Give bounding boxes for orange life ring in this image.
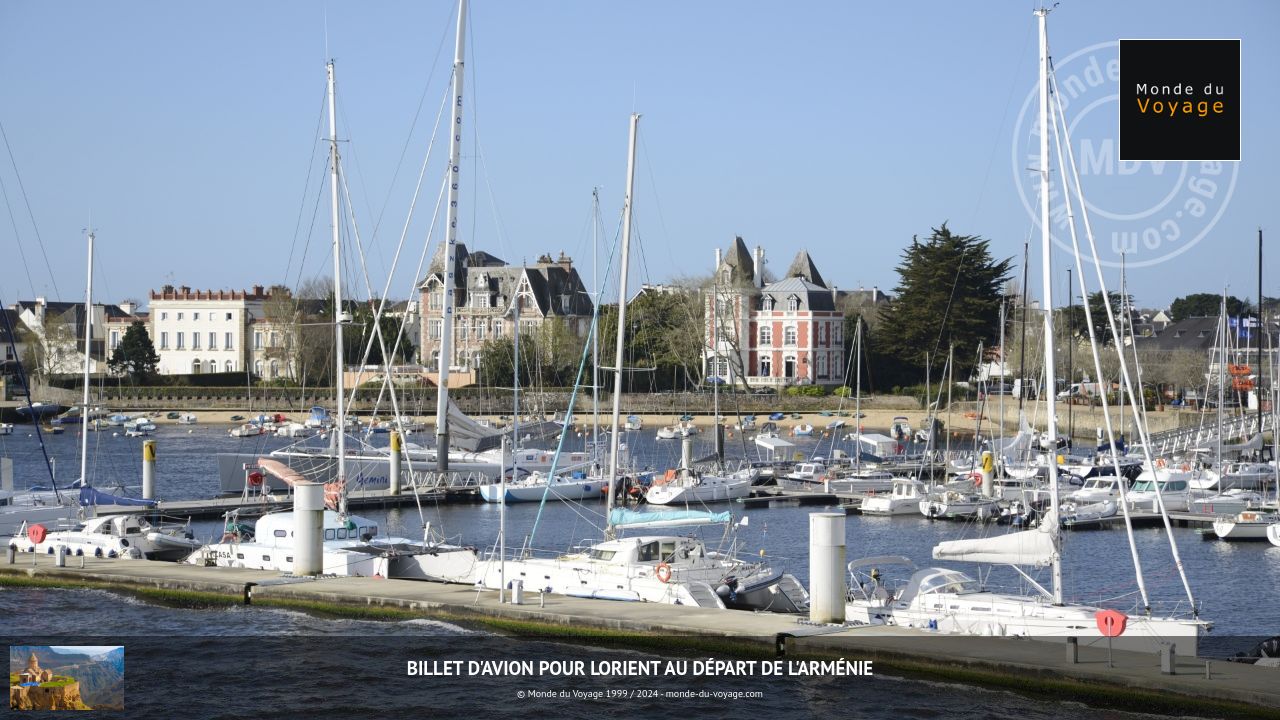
[1154,458,1167,469]
[1180,463,1190,472]
[248,471,264,487]
[971,472,983,487]
[655,563,672,583]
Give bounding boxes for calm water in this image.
[3,422,1278,654]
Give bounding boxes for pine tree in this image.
[873,224,1013,387]
[108,321,160,383]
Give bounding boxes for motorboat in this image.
[919,483,1000,520]
[184,508,478,582]
[1059,499,1117,528]
[229,423,264,438]
[624,415,643,431]
[1126,473,1193,512]
[11,515,200,561]
[275,422,314,438]
[1068,476,1126,505]
[645,467,755,505]
[860,479,927,516]
[890,416,912,445]
[735,416,757,431]
[1219,461,1273,491]
[791,424,814,437]
[176,413,198,425]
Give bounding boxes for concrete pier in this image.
[1,554,1276,716]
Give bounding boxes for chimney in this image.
[119,301,136,315]
[180,285,191,295]
[831,284,838,306]
[753,246,765,289]
[872,286,879,304]
[253,285,265,297]
[714,247,722,270]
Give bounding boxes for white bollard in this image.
[980,450,994,498]
[681,435,693,471]
[292,482,326,576]
[142,440,156,500]
[511,579,524,605]
[55,545,66,567]
[808,512,846,624]
[389,431,402,496]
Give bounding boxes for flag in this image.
[738,516,750,527]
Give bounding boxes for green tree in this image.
[1169,293,1246,321]
[873,224,1013,388]
[107,321,160,382]
[1059,291,1130,345]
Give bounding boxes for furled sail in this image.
[932,517,1056,567]
[608,508,731,530]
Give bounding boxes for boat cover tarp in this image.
[78,486,156,507]
[932,522,1054,567]
[995,412,1035,457]
[609,508,731,530]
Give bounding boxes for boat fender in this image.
[655,563,673,583]
[94,547,103,558]
[46,546,54,554]
[74,548,83,556]
[1155,458,1167,469]
[120,538,129,548]
[107,550,118,558]
[1180,463,1190,472]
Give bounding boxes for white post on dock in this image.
[808,512,846,624]
[142,440,156,500]
[980,450,994,498]
[680,435,693,472]
[292,482,326,576]
[389,431,402,496]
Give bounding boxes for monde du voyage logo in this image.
[1012,39,1239,268]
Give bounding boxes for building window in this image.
[192,358,201,374]
[270,360,279,378]
[225,332,233,350]
[207,360,216,374]
[459,323,469,341]
[784,356,796,379]
[428,291,443,311]
[224,360,233,372]
[110,331,120,350]
[428,320,441,340]
[160,332,168,350]
[192,333,201,350]
[472,352,482,370]
[176,332,184,350]
[225,312,232,321]
[493,321,503,338]
[759,326,772,346]
[761,296,774,312]
[160,312,167,321]
[834,323,842,345]
[209,332,217,350]
[254,332,262,349]
[270,332,278,348]
[784,326,797,346]
[832,354,841,379]
[178,312,184,321]
[475,319,485,340]
[786,297,799,312]
[254,360,263,376]
[193,312,200,321]
[760,356,772,377]
[817,353,827,378]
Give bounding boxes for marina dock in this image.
[2,553,1276,717]
[95,487,453,521]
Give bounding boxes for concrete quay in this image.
[2,553,1276,717]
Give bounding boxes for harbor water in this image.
[3,422,1278,662]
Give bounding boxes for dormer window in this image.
[786,296,800,312]
[762,296,774,311]
[561,293,571,313]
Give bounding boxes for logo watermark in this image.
[1011,41,1237,269]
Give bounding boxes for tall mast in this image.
[854,318,862,471]
[1035,6,1063,605]
[592,189,601,454]
[326,61,347,517]
[605,113,640,539]
[78,230,94,487]
[1066,268,1073,444]
[1258,228,1264,438]
[436,0,467,472]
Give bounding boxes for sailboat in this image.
[473,115,806,612]
[186,55,477,582]
[846,8,1207,653]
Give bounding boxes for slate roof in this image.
[716,236,756,286]
[784,250,827,289]
[760,276,836,312]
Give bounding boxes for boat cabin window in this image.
[636,541,660,562]
[588,549,616,561]
[125,524,142,534]
[337,529,348,539]
[325,529,336,541]
[274,530,287,538]
[286,556,293,563]
[660,541,677,561]
[236,553,244,560]
[262,555,270,561]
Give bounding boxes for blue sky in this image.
[0,0,1276,312]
